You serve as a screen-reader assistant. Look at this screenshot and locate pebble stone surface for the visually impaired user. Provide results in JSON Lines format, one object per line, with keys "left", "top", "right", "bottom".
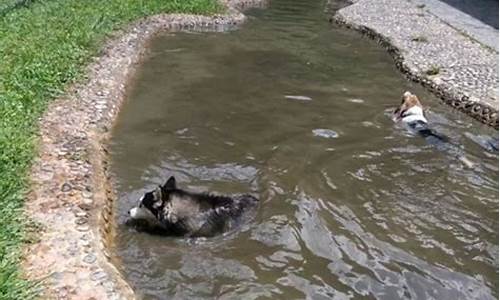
{"left": 333, "top": 0, "right": 499, "bottom": 129}
{"left": 24, "top": 1, "right": 266, "bottom": 299}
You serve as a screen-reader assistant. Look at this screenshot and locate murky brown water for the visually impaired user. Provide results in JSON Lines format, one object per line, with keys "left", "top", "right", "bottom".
{"left": 108, "top": 0, "right": 499, "bottom": 299}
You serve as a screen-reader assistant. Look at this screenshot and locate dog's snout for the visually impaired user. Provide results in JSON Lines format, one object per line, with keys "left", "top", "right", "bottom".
{"left": 127, "top": 209, "right": 131, "bottom": 215}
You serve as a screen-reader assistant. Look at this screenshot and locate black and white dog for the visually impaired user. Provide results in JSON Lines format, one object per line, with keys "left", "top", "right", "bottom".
{"left": 393, "top": 91, "right": 474, "bottom": 167}
{"left": 128, "top": 176, "right": 259, "bottom": 237}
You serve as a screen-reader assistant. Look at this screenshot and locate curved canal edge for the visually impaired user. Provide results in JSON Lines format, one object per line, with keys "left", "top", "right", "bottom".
{"left": 332, "top": 0, "right": 499, "bottom": 129}
{"left": 23, "top": 0, "right": 267, "bottom": 299}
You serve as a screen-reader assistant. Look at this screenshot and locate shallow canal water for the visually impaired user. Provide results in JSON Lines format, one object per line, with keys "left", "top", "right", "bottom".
{"left": 108, "top": 0, "right": 499, "bottom": 298}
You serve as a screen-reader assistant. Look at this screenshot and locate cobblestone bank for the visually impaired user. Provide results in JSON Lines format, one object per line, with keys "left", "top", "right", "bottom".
{"left": 23, "top": 1, "right": 266, "bottom": 299}
{"left": 333, "top": 0, "right": 499, "bottom": 129}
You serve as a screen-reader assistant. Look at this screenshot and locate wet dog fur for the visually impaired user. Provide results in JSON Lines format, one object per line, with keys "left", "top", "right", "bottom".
{"left": 128, "top": 176, "right": 258, "bottom": 237}
{"left": 393, "top": 91, "right": 474, "bottom": 168}
{"left": 393, "top": 91, "right": 448, "bottom": 142}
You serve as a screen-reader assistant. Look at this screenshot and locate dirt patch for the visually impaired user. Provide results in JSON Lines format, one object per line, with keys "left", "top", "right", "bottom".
{"left": 23, "top": 1, "right": 267, "bottom": 299}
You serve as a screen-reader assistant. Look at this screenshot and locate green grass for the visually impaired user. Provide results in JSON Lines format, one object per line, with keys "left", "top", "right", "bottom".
{"left": 411, "top": 35, "right": 429, "bottom": 43}
{"left": 0, "top": 0, "right": 220, "bottom": 298}
{"left": 425, "top": 65, "right": 441, "bottom": 76}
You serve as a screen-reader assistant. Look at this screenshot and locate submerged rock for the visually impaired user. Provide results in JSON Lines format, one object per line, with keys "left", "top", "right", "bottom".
{"left": 312, "top": 129, "right": 339, "bottom": 139}
{"left": 284, "top": 95, "right": 312, "bottom": 101}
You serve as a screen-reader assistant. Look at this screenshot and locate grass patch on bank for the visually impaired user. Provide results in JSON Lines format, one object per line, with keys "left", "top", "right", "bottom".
{"left": 0, "top": 0, "right": 220, "bottom": 298}
{"left": 425, "top": 65, "right": 441, "bottom": 76}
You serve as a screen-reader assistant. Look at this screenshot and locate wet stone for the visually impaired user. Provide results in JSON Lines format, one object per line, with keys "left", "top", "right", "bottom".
{"left": 61, "top": 183, "right": 73, "bottom": 192}
{"left": 91, "top": 271, "right": 108, "bottom": 282}
{"left": 81, "top": 239, "right": 91, "bottom": 248}
{"left": 347, "top": 98, "right": 365, "bottom": 103}
{"left": 39, "top": 170, "right": 54, "bottom": 181}
{"left": 51, "top": 271, "right": 65, "bottom": 281}
{"left": 75, "top": 211, "right": 88, "bottom": 218}
{"left": 103, "top": 281, "right": 115, "bottom": 293}
{"left": 312, "top": 129, "right": 339, "bottom": 139}
{"left": 75, "top": 217, "right": 88, "bottom": 225}
{"left": 83, "top": 253, "right": 97, "bottom": 264}
{"left": 67, "top": 244, "right": 79, "bottom": 257}
{"left": 76, "top": 225, "right": 90, "bottom": 232}
{"left": 84, "top": 195, "right": 94, "bottom": 204}
{"left": 80, "top": 233, "right": 91, "bottom": 241}
{"left": 82, "top": 191, "right": 93, "bottom": 199}
{"left": 79, "top": 203, "right": 93, "bottom": 211}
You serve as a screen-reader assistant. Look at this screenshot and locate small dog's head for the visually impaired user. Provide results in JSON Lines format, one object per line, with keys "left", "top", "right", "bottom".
{"left": 128, "top": 176, "right": 178, "bottom": 224}
{"left": 393, "top": 91, "right": 425, "bottom": 122}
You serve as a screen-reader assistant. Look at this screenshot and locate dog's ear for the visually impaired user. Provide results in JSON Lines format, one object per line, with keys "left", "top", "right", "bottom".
{"left": 163, "top": 176, "right": 176, "bottom": 190}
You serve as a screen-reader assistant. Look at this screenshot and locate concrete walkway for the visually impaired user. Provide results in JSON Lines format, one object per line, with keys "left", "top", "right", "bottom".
{"left": 334, "top": 0, "right": 499, "bottom": 128}
{"left": 413, "top": 0, "right": 498, "bottom": 51}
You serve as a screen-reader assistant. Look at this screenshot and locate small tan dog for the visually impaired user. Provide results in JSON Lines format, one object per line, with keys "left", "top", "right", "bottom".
{"left": 393, "top": 91, "right": 474, "bottom": 168}
{"left": 393, "top": 91, "right": 440, "bottom": 140}
{"left": 393, "top": 91, "right": 428, "bottom": 124}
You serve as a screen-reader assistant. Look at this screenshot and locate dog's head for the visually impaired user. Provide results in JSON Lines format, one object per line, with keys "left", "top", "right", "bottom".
{"left": 128, "top": 176, "right": 178, "bottom": 224}
{"left": 393, "top": 91, "right": 425, "bottom": 122}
